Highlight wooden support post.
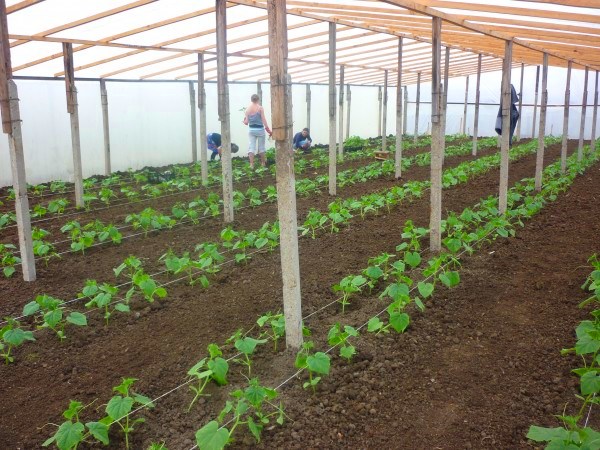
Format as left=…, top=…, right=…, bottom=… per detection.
left=578, top=67, right=589, bottom=162
left=268, top=0, right=302, bottom=350
left=338, top=65, right=344, bottom=160
left=189, top=81, right=198, bottom=163
left=462, top=75, right=469, bottom=135
left=377, top=86, right=382, bottom=137
left=472, top=54, right=482, bottom=155
left=516, top=62, right=524, bottom=141
left=499, top=41, right=513, bottom=215
left=395, top=36, right=403, bottom=179
left=403, top=86, right=408, bottom=135
left=63, top=43, right=84, bottom=208
left=198, top=53, right=208, bottom=185
left=345, top=84, right=351, bottom=140
left=442, top=47, right=449, bottom=141
left=0, top=0, right=35, bottom=281
left=99, top=79, right=111, bottom=175
left=561, top=61, right=572, bottom=174
left=328, top=22, right=337, bottom=196
left=535, top=53, right=548, bottom=191
left=382, top=69, right=388, bottom=153
left=430, top=17, right=443, bottom=253
left=257, top=81, right=263, bottom=104
left=414, top=72, right=421, bottom=143
left=306, top=84, right=311, bottom=131
left=590, top=70, right=598, bottom=153
left=216, top=0, right=233, bottom=222
left=532, top=65, right=540, bottom=138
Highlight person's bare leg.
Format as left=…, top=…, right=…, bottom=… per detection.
left=249, top=152, right=255, bottom=168
left=260, top=152, right=266, bottom=167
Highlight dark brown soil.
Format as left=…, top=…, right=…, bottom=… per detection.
left=0, top=139, right=583, bottom=449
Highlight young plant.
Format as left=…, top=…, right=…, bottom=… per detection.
left=257, top=312, right=285, bottom=351
left=332, top=275, right=366, bottom=313
left=233, top=336, right=267, bottom=376
left=327, top=323, right=359, bottom=361
left=0, top=243, right=21, bottom=277
left=60, top=221, right=96, bottom=254
left=0, top=318, right=35, bottom=363
left=32, top=228, right=59, bottom=265
left=79, top=280, right=128, bottom=325
left=23, top=294, right=87, bottom=340
left=48, top=198, right=69, bottom=215
left=187, top=344, right=229, bottom=411
left=295, top=341, right=331, bottom=393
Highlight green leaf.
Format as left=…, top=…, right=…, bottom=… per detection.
left=44, top=309, right=63, bottom=328
left=235, top=337, right=267, bottom=355
left=364, top=266, right=383, bottom=280
left=85, top=422, right=109, bottom=445
left=307, top=352, right=330, bottom=375
left=106, top=395, right=134, bottom=421
left=66, top=312, right=87, bottom=327
left=581, top=371, right=600, bottom=395
left=3, top=266, right=15, bottom=277
left=389, top=312, right=410, bottom=333
left=439, top=271, right=460, bottom=288
left=367, top=317, right=384, bottom=333
left=417, top=282, right=434, bottom=298
left=114, top=303, right=130, bottom=313
left=195, top=421, right=230, bottom=450
left=340, top=344, right=356, bottom=360
left=247, top=416, right=263, bottom=442
left=50, top=421, right=85, bottom=450
left=207, top=357, right=229, bottom=386
left=23, top=300, right=40, bottom=316
left=414, top=297, right=425, bottom=312
left=3, top=328, right=35, bottom=346
left=133, top=393, right=155, bottom=408
left=526, top=425, right=569, bottom=442
left=404, top=251, right=421, bottom=268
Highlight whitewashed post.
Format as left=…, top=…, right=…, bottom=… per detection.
left=535, top=53, right=548, bottom=191
left=189, top=81, right=198, bottom=163
left=99, top=79, right=111, bottom=175
left=561, top=61, right=572, bottom=174
left=382, top=69, right=388, bottom=153
left=414, top=72, right=421, bottom=143
left=198, top=53, right=209, bottom=184
left=257, top=81, right=263, bottom=104
left=338, top=65, right=345, bottom=160
left=441, top=47, right=449, bottom=141
left=216, top=0, right=234, bottom=222
left=532, top=65, right=540, bottom=138
left=377, top=86, right=382, bottom=137
left=499, top=41, right=513, bottom=215
left=578, top=67, right=589, bottom=161
left=462, top=75, right=469, bottom=135
left=328, top=22, right=337, bottom=196
left=430, top=18, right=443, bottom=252
left=395, top=36, right=403, bottom=179
left=403, top=85, right=408, bottom=135
left=516, top=63, right=524, bottom=141
left=345, top=84, right=351, bottom=140
left=306, top=84, right=311, bottom=131
left=590, top=70, right=598, bottom=153
left=472, top=54, right=482, bottom=155
left=62, top=43, right=84, bottom=208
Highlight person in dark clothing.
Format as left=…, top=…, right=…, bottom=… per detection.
left=207, top=132, right=238, bottom=160
left=293, top=128, right=312, bottom=153
left=495, top=84, right=520, bottom=147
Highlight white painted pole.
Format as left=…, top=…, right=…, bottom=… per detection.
left=306, top=83, right=311, bottom=131
left=395, top=36, right=403, bottom=179
left=472, top=54, right=482, bottom=155
left=535, top=53, right=548, bottom=191
left=499, top=41, right=513, bottom=215
left=382, top=69, right=388, bottom=153
left=403, top=85, right=408, bottom=135
left=198, top=53, right=208, bottom=185
left=462, top=75, right=469, bottom=135
left=561, top=61, right=571, bottom=175
left=377, top=86, right=382, bottom=137
left=590, top=70, right=598, bottom=153
left=328, top=22, right=337, bottom=196
left=441, top=47, right=449, bottom=141
left=216, top=0, right=234, bottom=222
left=532, top=65, right=540, bottom=138
left=578, top=67, right=589, bottom=162
left=189, top=81, right=198, bottom=163
left=414, top=72, right=421, bottom=143
left=430, top=17, right=443, bottom=253
left=338, top=65, right=345, bottom=160
left=99, top=79, right=111, bottom=176
left=257, top=81, right=263, bottom=104
left=516, top=62, right=524, bottom=141
left=345, top=84, right=351, bottom=140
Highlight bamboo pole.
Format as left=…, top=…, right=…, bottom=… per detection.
left=499, top=40, right=513, bottom=215
left=0, top=0, right=35, bottom=281
left=216, top=0, right=233, bottom=222
left=268, top=0, right=302, bottom=350
left=590, top=70, right=598, bottom=153
left=198, top=53, right=208, bottom=184
left=462, top=75, right=469, bottom=135
left=382, top=69, right=388, bottom=153
left=306, top=83, right=311, bottom=131
left=472, top=54, right=482, bottom=155
left=328, top=22, right=336, bottom=196
left=414, top=71, right=421, bottom=143
left=532, top=65, right=540, bottom=138
left=578, top=67, right=589, bottom=161
left=338, top=64, right=345, bottom=160
left=430, top=17, right=443, bottom=253
left=516, top=62, right=524, bottom=141
left=189, top=81, right=198, bottom=163
left=561, top=61, right=571, bottom=174
left=403, top=85, right=408, bottom=135
left=62, top=43, right=84, bottom=208
left=395, top=36, right=403, bottom=179
left=99, top=79, right=111, bottom=175
left=345, top=84, right=351, bottom=140
left=377, top=85, right=382, bottom=137
left=534, top=53, right=548, bottom=191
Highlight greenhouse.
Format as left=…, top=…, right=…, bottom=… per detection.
left=0, top=0, right=599, bottom=448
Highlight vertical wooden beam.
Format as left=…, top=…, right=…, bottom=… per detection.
left=561, top=61, right=572, bottom=174
left=472, top=54, right=482, bottom=155
left=462, top=75, right=469, bottom=135
left=189, top=81, right=198, bottom=163
left=578, top=67, right=589, bottom=161
left=198, top=53, right=208, bottom=184
left=306, top=83, right=311, bottom=131
left=532, top=65, right=540, bottom=138
left=414, top=71, right=421, bottom=143
left=268, top=0, right=302, bottom=350
left=382, top=69, right=388, bottom=153
left=99, top=79, right=111, bottom=175
left=395, top=36, right=403, bottom=179
left=216, top=0, right=233, bottom=222
left=430, top=17, right=443, bottom=253
left=535, top=53, right=548, bottom=191
left=328, top=22, right=337, bottom=196
left=516, top=62, right=524, bottom=141
left=499, top=41, right=513, bottom=215
left=62, top=43, right=84, bottom=208
left=377, top=86, right=382, bottom=137
left=257, top=81, right=263, bottom=104
left=402, top=85, right=408, bottom=135
left=345, top=84, right=351, bottom=140
left=0, top=0, right=35, bottom=281
left=338, top=64, right=344, bottom=160
left=590, top=70, right=598, bottom=153
left=441, top=46, right=449, bottom=140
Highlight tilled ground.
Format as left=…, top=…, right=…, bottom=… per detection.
left=0, top=139, right=577, bottom=449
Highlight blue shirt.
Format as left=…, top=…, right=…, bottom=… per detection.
left=207, top=133, right=221, bottom=153
left=293, top=132, right=312, bottom=149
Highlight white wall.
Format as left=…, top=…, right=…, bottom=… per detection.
left=1, top=66, right=598, bottom=187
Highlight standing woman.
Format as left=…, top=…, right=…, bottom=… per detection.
left=243, top=94, right=272, bottom=168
